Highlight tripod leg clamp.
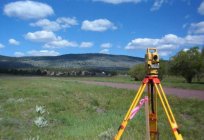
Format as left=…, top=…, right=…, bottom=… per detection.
left=118, top=125, right=125, bottom=131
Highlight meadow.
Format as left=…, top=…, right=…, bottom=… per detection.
left=72, top=75, right=204, bottom=90
left=0, top=76, right=203, bottom=140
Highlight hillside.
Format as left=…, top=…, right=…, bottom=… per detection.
left=0, top=53, right=144, bottom=71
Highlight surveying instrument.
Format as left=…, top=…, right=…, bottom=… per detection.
left=114, top=48, right=183, bottom=140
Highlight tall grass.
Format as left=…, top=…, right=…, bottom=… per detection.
left=0, top=76, right=203, bottom=139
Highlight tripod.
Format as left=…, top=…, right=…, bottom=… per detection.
left=114, top=75, right=183, bottom=140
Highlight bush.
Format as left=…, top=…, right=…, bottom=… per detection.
left=129, top=61, right=167, bottom=81
left=158, top=60, right=169, bottom=80
left=128, top=63, right=145, bottom=81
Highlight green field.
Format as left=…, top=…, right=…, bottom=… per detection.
left=0, top=76, right=203, bottom=140
left=72, top=75, right=204, bottom=90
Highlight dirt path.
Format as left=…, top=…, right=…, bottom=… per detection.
left=78, top=81, right=204, bottom=100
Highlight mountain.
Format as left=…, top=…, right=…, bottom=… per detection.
left=0, top=53, right=144, bottom=71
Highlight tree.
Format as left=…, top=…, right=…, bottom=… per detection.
left=128, top=63, right=146, bottom=81
left=170, top=47, right=202, bottom=83
left=200, top=47, right=204, bottom=81
left=129, top=60, right=167, bottom=81
left=158, top=60, right=169, bottom=80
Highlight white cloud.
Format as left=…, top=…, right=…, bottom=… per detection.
left=93, top=0, right=166, bottom=11
left=183, top=48, right=189, bottom=52
left=198, top=1, right=204, bottom=15
left=80, top=42, right=94, bottom=48
left=151, top=0, right=166, bottom=11
left=100, top=49, right=110, bottom=54
left=189, top=21, right=204, bottom=34
left=27, top=50, right=59, bottom=56
left=43, top=38, right=78, bottom=49
left=25, top=30, right=57, bottom=42
left=159, top=51, right=171, bottom=57
left=125, top=34, right=204, bottom=56
left=81, top=19, right=117, bottom=32
left=0, top=43, right=5, bottom=48
left=100, top=43, right=112, bottom=48
left=14, top=52, right=24, bottom=57
left=93, top=0, right=142, bottom=4
left=30, top=19, right=60, bottom=31
left=4, top=1, right=54, bottom=20
left=56, top=17, right=78, bottom=27
left=184, top=35, right=204, bottom=45
left=30, top=17, right=78, bottom=31
left=9, top=38, right=20, bottom=45
left=25, top=30, right=77, bottom=49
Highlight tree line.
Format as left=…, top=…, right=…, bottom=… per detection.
left=129, top=47, right=204, bottom=83
left=0, top=68, right=118, bottom=77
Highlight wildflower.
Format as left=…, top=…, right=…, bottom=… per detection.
left=35, top=105, right=46, bottom=114
left=34, top=116, right=48, bottom=127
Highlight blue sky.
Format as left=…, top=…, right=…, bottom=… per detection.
left=0, top=0, right=204, bottom=59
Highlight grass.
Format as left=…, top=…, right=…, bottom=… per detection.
left=71, top=75, right=204, bottom=90
left=161, top=75, right=204, bottom=90
left=65, top=75, right=135, bottom=84
left=0, top=76, right=203, bottom=140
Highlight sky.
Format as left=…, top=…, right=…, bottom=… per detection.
left=0, top=0, right=204, bottom=59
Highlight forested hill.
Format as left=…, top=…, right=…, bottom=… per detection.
left=0, top=53, right=144, bottom=70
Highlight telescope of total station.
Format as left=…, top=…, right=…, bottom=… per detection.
left=114, top=48, right=183, bottom=140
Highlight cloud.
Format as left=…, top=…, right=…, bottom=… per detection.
left=198, top=1, right=204, bottom=15
left=0, top=43, right=5, bottom=48
left=93, top=0, right=166, bottom=11
left=27, top=50, right=59, bottom=56
left=25, top=30, right=57, bottom=42
left=189, top=21, right=204, bottom=34
left=159, top=51, right=171, bottom=56
left=25, top=30, right=77, bottom=49
left=80, top=42, right=94, bottom=48
left=93, top=0, right=142, bottom=4
left=183, top=48, right=189, bottom=52
left=15, top=50, right=60, bottom=57
left=93, top=0, right=167, bottom=11
left=100, top=43, right=112, bottom=48
left=30, top=17, right=78, bottom=31
left=125, top=34, right=204, bottom=56
left=184, top=34, right=204, bottom=45
left=100, top=49, right=110, bottom=54
left=56, top=17, right=78, bottom=27
left=151, top=0, right=166, bottom=11
left=9, top=38, right=20, bottom=45
left=4, top=1, right=54, bottom=20
left=30, top=19, right=60, bottom=31
left=43, top=38, right=78, bottom=49
left=81, top=19, right=117, bottom=32
left=14, top=52, right=25, bottom=57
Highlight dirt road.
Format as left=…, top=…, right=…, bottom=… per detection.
left=79, top=81, right=204, bottom=100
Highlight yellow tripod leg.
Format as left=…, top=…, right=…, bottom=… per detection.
left=154, top=83, right=183, bottom=140
left=148, top=83, right=158, bottom=140
left=114, top=83, right=147, bottom=140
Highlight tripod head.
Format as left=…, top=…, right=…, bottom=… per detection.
left=145, top=48, right=159, bottom=76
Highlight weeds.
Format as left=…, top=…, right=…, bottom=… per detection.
left=0, top=76, right=203, bottom=140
